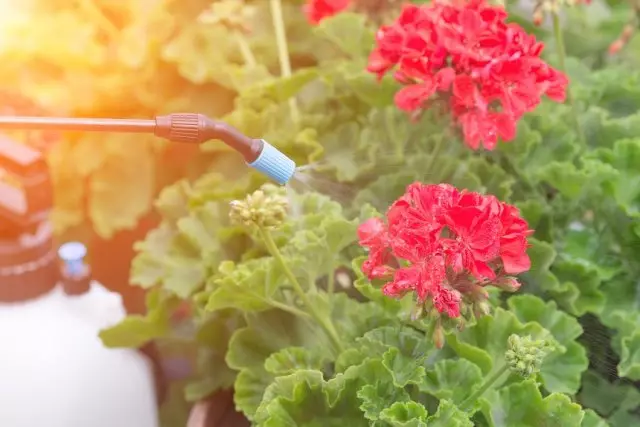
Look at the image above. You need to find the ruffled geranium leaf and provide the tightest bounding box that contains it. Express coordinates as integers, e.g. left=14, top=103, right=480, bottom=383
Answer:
left=250, top=67, right=319, bottom=102
left=254, top=370, right=367, bottom=427
left=382, top=347, right=426, bottom=388
left=358, top=326, right=436, bottom=362
left=99, top=289, right=178, bottom=348
left=480, top=379, right=584, bottom=427
left=333, top=61, right=397, bottom=107
left=465, top=156, right=514, bottom=201
left=226, top=310, right=332, bottom=418
left=312, top=13, right=374, bottom=59
left=205, top=258, right=284, bottom=312
left=578, top=370, right=640, bottom=418
left=597, top=275, right=640, bottom=380
left=581, top=409, right=610, bottom=427
left=550, top=260, right=606, bottom=316
left=445, top=308, right=553, bottom=381
left=507, top=295, right=589, bottom=394
left=264, top=347, right=331, bottom=376
left=518, top=237, right=559, bottom=295
left=618, top=330, right=640, bottom=380
left=357, top=376, right=410, bottom=421
left=561, top=227, right=621, bottom=281
left=184, top=310, right=244, bottom=401
left=590, top=139, right=640, bottom=216
left=378, top=401, right=428, bottom=427
left=425, top=399, right=473, bottom=427
left=228, top=292, right=393, bottom=418
left=419, top=359, right=484, bottom=405
left=502, top=104, right=580, bottom=172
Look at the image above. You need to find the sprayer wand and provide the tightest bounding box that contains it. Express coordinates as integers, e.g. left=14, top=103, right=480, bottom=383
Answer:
left=0, top=113, right=296, bottom=185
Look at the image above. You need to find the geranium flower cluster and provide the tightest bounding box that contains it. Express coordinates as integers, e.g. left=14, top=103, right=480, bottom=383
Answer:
left=367, top=0, right=569, bottom=150
left=303, top=0, right=350, bottom=25
left=358, top=182, right=532, bottom=320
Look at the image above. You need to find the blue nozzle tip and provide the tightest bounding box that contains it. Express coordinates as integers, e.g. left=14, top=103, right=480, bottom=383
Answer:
left=247, top=140, right=296, bottom=185
left=58, top=242, right=87, bottom=263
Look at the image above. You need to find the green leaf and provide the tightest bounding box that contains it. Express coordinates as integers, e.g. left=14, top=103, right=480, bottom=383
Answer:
left=424, top=400, right=473, bottom=427
left=264, top=347, right=330, bottom=376
left=578, top=370, right=640, bottom=418
left=313, top=13, right=374, bottom=59
left=226, top=310, right=332, bottom=418
left=99, top=289, right=177, bottom=348
left=419, top=359, right=484, bottom=405
left=378, top=401, right=428, bottom=427
left=382, top=347, right=426, bottom=388
left=481, top=379, right=585, bottom=427
left=357, top=378, right=410, bottom=421
left=255, top=369, right=367, bottom=427
left=519, top=237, right=559, bottom=295
left=445, top=308, right=553, bottom=382
left=507, top=295, right=589, bottom=394
left=592, top=139, right=640, bottom=216
left=206, top=258, right=284, bottom=312
left=340, top=63, right=397, bottom=107
left=581, top=409, right=610, bottom=427
left=618, top=330, right=640, bottom=380
left=251, top=68, right=319, bottom=103
left=551, top=260, right=607, bottom=316
left=88, top=136, right=155, bottom=239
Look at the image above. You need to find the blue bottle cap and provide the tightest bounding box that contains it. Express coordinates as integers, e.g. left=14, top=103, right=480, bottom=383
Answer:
left=58, top=242, right=87, bottom=263
left=247, top=140, right=296, bottom=185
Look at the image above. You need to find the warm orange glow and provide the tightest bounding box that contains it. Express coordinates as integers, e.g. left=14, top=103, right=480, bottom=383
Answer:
left=0, top=1, right=32, bottom=50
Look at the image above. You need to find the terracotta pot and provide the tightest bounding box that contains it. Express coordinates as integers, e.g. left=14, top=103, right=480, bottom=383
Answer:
left=187, top=390, right=250, bottom=427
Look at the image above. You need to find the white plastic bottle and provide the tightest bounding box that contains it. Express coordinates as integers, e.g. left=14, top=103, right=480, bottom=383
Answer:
left=0, top=229, right=159, bottom=427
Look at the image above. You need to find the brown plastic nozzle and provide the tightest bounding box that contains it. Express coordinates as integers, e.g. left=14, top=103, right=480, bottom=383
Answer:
left=153, top=113, right=263, bottom=162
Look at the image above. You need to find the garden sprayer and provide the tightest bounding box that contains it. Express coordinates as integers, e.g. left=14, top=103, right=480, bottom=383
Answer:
left=0, top=112, right=288, bottom=427
left=0, top=113, right=297, bottom=185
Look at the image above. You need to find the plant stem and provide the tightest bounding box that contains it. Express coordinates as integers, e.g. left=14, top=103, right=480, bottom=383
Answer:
left=233, top=30, right=257, bottom=67
left=269, top=0, right=300, bottom=123
left=265, top=298, right=310, bottom=318
left=259, top=227, right=344, bottom=353
left=425, top=134, right=445, bottom=174
left=552, top=12, right=586, bottom=147
left=327, top=268, right=336, bottom=295
left=460, top=364, right=509, bottom=410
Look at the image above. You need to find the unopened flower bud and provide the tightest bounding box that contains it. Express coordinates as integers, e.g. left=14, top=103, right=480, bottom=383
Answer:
left=433, top=323, right=445, bottom=349
left=411, top=303, right=425, bottom=321
left=533, top=10, right=544, bottom=26
left=505, top=334, right=555, bottom=378
left=494, top=277, right=521, bottom=292
left=609, top=39, right=624, bottom=55
left=473, top=300, right=492, bottom=319
left=229, top=184, right=289, bottom=229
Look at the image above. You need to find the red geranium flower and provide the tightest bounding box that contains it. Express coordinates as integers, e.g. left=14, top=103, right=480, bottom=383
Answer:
left=303, top=0, right=350, bottom=25
left=358, top=182, right=532, bottom=323
left=367, top=0, right=568, bottom=150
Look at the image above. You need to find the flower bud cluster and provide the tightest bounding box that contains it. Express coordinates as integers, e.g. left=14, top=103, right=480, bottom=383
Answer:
left=229, top=184, right=289, bottom=229
left=505, top=334, right=555, bottom=378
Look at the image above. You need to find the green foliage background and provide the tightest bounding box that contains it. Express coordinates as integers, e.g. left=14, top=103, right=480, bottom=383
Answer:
left=4, top=0, right=640, bottom=425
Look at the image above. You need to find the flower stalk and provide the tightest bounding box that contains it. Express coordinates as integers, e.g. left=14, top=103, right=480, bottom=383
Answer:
left=233, top=31, right=257, bottom=67
left=460, top=364, right=509, bottom=409
left=259, top=227, right=344, bottom=353
left=269, top=0, right=300, bottom=123
left=552, top=12, right=586, bottom=147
